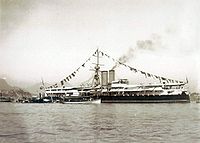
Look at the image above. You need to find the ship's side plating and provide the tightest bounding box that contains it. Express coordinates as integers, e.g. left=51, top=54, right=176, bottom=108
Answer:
left=99, top=88, right=190, bottom=103
left=99, top=94, right=190, bottom=103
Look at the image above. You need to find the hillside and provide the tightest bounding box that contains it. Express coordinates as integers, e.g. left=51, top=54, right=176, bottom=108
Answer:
left=0, top=78, right=13, bottom=90
left=0, top=78, right=31, bottom=98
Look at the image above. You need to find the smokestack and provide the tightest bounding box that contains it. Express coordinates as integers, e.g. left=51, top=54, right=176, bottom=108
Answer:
left=101, top=71, right=108, bottom=86
left=109, top=70, right=115, bottom=83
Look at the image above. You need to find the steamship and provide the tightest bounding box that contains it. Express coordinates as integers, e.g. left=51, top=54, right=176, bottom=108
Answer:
left=42, top=49, right=190, bottom=103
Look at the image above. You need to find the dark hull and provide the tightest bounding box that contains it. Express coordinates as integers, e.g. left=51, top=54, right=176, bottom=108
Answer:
left=98, top=93, right=190, bottom=103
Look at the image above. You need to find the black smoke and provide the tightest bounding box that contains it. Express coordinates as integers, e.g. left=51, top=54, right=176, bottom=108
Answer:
left=112, top=34, right=162, bottom=69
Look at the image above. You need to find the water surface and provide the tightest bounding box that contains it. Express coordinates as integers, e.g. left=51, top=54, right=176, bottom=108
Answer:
left=0, top=103, right=200, bottom=143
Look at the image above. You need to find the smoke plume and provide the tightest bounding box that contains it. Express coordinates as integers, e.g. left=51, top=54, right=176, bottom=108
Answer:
left=112, top=48, right=135, bottom=70
left=136, top=34, right=161, bottom=50
left=112, top=34, right=162, bottom=69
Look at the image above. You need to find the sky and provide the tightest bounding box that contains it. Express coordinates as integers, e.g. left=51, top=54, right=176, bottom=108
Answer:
left=0, top=0, right=199, bottom=92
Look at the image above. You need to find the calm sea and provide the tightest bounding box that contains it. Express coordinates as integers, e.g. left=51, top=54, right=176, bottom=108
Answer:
left=0, top=103, right=200, bottom=143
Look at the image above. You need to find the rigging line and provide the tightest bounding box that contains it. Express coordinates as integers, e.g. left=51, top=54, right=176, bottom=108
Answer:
left=81, top=74, right=94, bottom=86
left=47, top=50, right=98, bottom=88
left=99, top=50, right=184, bottom=84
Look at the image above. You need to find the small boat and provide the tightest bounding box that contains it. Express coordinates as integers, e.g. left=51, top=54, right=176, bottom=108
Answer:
left=62, top=97, right=101, bottom=104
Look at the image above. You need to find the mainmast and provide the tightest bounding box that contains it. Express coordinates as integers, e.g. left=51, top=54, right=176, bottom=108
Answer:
left=93, top=48, right=100, bottom=87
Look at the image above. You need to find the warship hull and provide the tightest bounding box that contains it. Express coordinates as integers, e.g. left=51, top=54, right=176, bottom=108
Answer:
left=98, top=93, right=190, bottom=103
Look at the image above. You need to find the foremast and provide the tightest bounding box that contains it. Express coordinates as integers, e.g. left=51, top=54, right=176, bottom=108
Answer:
left=93, top=48, right=100, bottom=87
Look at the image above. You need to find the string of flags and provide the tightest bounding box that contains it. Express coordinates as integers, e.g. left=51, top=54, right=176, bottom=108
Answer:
left=99, top=50, right=184, bottom=84
left=47, top=50, right=99, bottom=88
left=47, top=49, right=185, bottom=89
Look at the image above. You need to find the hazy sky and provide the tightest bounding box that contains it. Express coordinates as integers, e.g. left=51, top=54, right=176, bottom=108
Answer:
left=0, top=0, right=199, bottom=91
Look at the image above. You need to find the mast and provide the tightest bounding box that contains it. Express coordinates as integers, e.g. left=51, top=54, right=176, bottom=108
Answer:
left=93, top=48, right=100, bottom=87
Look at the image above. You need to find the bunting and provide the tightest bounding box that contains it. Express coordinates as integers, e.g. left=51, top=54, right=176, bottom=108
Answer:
left=99, top=50, right=184, bottom=84
left=61, top=80, right=64, bottom=86
left=77, top=67, right=80, bottom=72
left=47, top=50, right=98, bottom=88
left=147, top=73, right=151, bottom=77
left=47, top=49, right=185, bottom=89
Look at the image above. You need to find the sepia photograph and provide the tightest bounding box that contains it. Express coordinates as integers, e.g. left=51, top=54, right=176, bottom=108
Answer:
left=0, top=0, right=200, bottom=142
